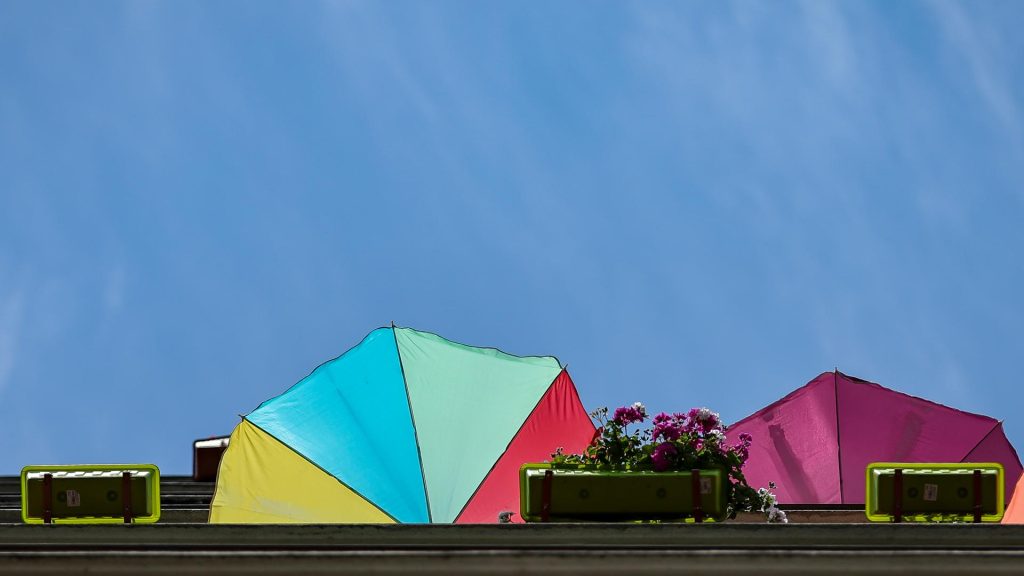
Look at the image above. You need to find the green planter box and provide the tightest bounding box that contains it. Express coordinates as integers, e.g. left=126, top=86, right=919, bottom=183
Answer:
left=519, top=463, right=727, bottom=522
left=865, top=462, right=1004, bottom=523
left=21, top=464, right=161, bottom=524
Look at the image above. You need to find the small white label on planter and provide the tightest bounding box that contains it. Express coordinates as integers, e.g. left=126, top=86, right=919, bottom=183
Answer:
left=923, top=484, right=939, bottom=501
left=66, top=490, right=81, bottom=507
left=700, top=478, right=713, bottom=495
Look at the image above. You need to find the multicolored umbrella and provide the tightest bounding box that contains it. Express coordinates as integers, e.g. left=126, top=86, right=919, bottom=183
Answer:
left=210, top=326, right=595, bottom=523
left=730, top=370, right=1023, bottom=504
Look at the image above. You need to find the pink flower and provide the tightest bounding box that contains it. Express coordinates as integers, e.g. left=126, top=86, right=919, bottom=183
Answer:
left=730, top=433, right=752, bottom=463
left=652, top=412, right=683, bottom=441
left=686, top=407, right=722, bottom=435
left=730, top=444, right=749, bottom=463
left=651, top=442, right=677, bottom=471
left=612, top=402, right=647, bottom=426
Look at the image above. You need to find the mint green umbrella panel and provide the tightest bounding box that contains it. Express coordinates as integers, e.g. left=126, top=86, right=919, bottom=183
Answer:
left=393, top=328, right=565, bottom=522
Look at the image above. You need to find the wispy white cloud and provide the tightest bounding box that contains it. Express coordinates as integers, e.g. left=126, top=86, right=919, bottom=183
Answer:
left=2, top=0, right=1021, bottom=471
left=799, top=1, right=859, bottom=93
left=616, top=1, right=1008, bottom=413
left=312, top=2, right=610, bottom=302
left=930, top=2, right=1023, bottom=152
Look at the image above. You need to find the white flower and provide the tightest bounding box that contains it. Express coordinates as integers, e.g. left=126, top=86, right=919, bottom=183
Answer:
left=765, top=505, right=788, bottom=524
left=697, top=407, right=720, bottom=421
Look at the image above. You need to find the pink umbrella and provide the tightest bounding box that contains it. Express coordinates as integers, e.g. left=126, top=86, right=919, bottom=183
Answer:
left=730, top=370, right=1023, bottom=504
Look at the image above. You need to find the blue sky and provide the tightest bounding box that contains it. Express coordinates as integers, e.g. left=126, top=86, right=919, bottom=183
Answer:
left=2, top=1, right=1023, bottom=474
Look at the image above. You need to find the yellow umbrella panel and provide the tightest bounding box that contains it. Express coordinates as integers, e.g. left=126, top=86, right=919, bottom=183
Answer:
left=210, top=420, right=394, bottom=523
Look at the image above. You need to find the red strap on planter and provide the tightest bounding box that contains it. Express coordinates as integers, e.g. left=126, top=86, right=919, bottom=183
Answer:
left=122, top=471, right=133, bottom=524
left=541, top=470, right=553, bottom=523
left=973, top=469, right=982, bottom=523
left=42, top=473, right=53, bottom=524
left=691, top=469, right=704, bottom=523
left=893, top=469, right=902, bottom=523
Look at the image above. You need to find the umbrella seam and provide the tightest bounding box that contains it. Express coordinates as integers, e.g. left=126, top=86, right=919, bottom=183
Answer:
left=393, top=324, right=434, bottom=523
left=731, top=370, right=1003, bottom=431
left=452, top=369, right=582, bottom=523
left=962, top=420, right=1002, bottom=461
left=245, top=327, right=391, bottom=418
left=727, top=371, right=832, bottom=428
left=239, top=418, right=400, bottom=523
left=835, top=369, right=845, bottom=505
left=393, top=325, right=563, bottom=367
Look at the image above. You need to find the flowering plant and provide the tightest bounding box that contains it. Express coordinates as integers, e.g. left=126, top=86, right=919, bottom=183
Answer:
left=550, top=403, right=786, bottom=522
